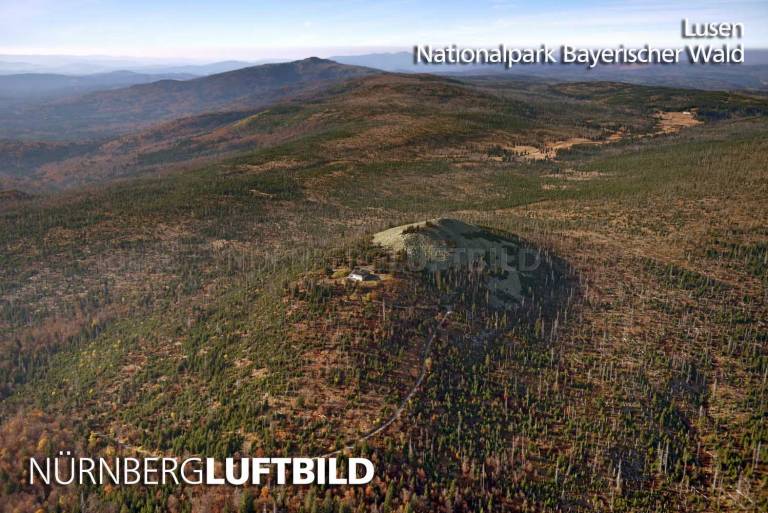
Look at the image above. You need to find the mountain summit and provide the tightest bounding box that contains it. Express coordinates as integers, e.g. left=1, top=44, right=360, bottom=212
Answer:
left=3, top=58, right=377, bottom=139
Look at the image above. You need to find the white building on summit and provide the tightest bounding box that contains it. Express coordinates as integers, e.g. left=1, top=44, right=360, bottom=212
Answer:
left=347, top=269, right=376, bottom=282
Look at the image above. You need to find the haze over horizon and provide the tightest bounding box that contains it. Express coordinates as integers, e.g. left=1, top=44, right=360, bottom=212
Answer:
left=1, top=0, right=766, bottom=61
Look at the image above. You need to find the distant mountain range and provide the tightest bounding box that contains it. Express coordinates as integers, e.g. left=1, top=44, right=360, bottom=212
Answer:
left=333, top=48, right=768, bottom=69
left=3, top=55, right=767, bottom=192
left=2, top=53, right=768, bottom=190
left=3, top=50, right=767, bottom=96
left=0, top=58, right=375, bottom=139
left=0, top=55, right=276, bottom=76
left=330, top=52, right=419, bottom=72
left=130, top=60, right=262, bottom=75
left=0, top=70, right=198, bottom=101
left=331, top=50, right=768, bottom=91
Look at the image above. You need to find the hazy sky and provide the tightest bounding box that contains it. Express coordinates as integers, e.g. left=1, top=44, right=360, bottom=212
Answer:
left=0, top=0, right=765, bottom=60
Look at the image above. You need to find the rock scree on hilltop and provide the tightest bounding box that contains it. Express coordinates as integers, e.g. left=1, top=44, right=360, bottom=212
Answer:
left=373, top=218, right=545, bottom=308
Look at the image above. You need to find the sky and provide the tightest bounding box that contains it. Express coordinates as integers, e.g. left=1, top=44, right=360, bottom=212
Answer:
left=0, top=0, right=766, bottom=60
